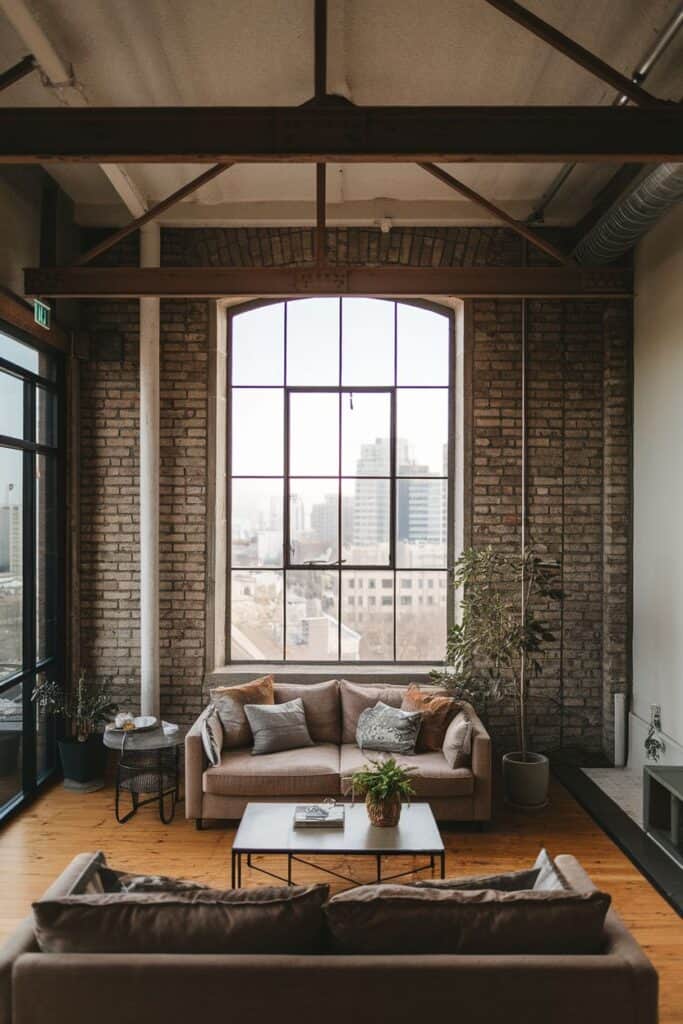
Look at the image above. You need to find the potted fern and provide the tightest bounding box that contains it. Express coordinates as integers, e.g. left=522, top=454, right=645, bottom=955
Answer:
left=431, top=546, right=562, bottom=809
left=31, top=672, right=118, bottom=789
left=351, top=756, right=416, bottom=827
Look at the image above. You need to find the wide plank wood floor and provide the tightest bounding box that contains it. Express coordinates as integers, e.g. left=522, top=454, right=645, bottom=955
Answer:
left=1, top=777, right=681, bottom=1022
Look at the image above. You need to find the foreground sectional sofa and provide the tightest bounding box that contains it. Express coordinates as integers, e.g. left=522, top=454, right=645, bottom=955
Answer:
left=185, top=679, right=492, bottom=824
left=0, top=851, right=658, bottom=1024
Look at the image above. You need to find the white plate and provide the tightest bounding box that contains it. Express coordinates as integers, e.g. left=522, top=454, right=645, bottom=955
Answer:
left=106, top=715, right=159, bottom=734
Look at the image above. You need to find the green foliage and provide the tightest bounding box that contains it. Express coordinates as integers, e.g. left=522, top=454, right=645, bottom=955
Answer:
left=431, top=546, right=562, bottom=755
left=31, top=671, right=118, bottom=742
left=351, top=756, right=416, bottom=804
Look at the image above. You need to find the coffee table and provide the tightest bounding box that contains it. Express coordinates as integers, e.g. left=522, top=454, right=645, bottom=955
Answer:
left=230, top=802, right=445, bottom=888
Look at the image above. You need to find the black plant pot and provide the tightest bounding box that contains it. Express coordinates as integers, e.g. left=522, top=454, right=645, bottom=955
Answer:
left=58, top=735, right=107, bottom=786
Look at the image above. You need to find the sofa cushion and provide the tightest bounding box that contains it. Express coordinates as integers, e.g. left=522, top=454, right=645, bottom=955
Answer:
left=209, top=676, right=274, bottom=749
left=245, top=698, right=314, bottom=755
left=274, top=679, right=341, bottom=744
left=340, top=744, right=473, bottom=798
left=356, top=701, right=423, bottom=755
left=200, top=704, right=223, bottom=766
left=413, top=866, right=541, bottom=891
left=204, top=742, right=340, bottom=797
left=533, top=848, right=571, bottom=891
left=99, top=867, right=208, bottom=894
left=324, top=884, right=611, bottom=955
left=401, top=684, right=460, bottom=752
left=33, top=884, right=329, bottom=955
left=340, top=680, right=405, bottom=744
left=442, top=709, right=472, bottom=768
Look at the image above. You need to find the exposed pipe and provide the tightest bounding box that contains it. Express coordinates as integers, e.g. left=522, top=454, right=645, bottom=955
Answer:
left=0, top=0, right=147, bottom=217
left=528, top=1, right=683, bottom=223
left=573, top=162, right=683, bottom=264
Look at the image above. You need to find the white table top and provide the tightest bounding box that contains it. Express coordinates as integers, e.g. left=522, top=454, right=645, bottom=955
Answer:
left=232, top=801, right=444, bottom=855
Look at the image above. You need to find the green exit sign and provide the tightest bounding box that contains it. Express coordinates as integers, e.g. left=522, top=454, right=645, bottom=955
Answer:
left=33, top=299, right=51, bottom=330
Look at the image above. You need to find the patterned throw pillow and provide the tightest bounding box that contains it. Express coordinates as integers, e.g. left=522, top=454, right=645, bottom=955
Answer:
left=201, top=704, right=223, bottom=766
left=98, top=867, right=208, bottom=894
left=356, top=701, right=422, bottom=755
left=401, top=684, right=460, bottom=752
left=442, top=709, right=472, bottom=768
left=209, top=675, right=274, bottom=748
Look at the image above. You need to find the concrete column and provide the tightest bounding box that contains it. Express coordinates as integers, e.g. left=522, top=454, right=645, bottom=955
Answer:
left=139, top=223, right=160, bottom=718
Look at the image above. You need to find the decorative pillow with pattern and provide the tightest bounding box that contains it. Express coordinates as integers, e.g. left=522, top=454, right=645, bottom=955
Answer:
left=98, top=867, right=209, bottom=894
left=356, top=701, right=422, bottom=755
left=201, top=704, right=223, bottom=766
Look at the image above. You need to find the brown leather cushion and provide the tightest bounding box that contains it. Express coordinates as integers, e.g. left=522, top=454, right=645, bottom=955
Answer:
left=204, top=743, right=340, bottom=797
left=325, top=884, right=611, bottom=955
left=274, top=679, right=341, bottom=744
left=209, top=675, right=274, bottom=748
left=340, top=680, right=405, bottom=744
left=33, top=884, right=329, bottom=955
left=340, top=743, right=473, bottom=798
left=401, top=684, right=460, bottom=752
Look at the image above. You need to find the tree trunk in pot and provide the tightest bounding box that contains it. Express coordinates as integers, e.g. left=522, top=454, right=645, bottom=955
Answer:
left=366, top=793, right=402, bottom=827
left=502, top=751, right=549, bottom=808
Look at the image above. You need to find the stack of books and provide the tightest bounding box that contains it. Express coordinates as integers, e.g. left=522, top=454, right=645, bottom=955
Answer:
left=294, top=804, right=346, bottom=829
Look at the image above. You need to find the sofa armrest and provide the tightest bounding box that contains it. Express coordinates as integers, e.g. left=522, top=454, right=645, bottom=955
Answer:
left=469, top=709, right=491, bottom=821
left=185, top=711, right=209, bottom=820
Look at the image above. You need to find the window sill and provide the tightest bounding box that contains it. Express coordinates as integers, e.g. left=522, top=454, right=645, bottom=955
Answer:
left=208, top=664, right=438, bottom=685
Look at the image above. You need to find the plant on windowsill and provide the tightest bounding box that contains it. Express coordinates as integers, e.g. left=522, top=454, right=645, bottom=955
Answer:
left=430, top=545, right=562, bottom=809
left=351, top=756, right=416, bottom=827
left=32, top=671, right=118, bottom=790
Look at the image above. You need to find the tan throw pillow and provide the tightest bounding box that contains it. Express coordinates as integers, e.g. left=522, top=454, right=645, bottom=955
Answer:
left=210, top=676, right=274, bottom=749
left=442, top=709, right=472, bottom=768
left=324, top=884, right=610, bottom=955
left=401, top=684, right=459, bottom=752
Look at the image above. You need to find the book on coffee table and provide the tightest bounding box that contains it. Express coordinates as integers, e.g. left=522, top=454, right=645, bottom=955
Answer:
left=294, top=803, right=346, bottom=829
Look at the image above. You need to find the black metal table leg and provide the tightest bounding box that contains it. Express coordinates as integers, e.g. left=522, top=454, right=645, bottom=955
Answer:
left=440, top=852, right=446, bottom=879
left=376, top=854, right=382, bottom=882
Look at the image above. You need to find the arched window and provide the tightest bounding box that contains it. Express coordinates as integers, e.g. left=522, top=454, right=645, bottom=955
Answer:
left=228, top=297, right=453, bottom=663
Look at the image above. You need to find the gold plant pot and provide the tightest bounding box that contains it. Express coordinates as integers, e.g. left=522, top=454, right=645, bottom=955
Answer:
left=366, top=793, right=402, bottom=827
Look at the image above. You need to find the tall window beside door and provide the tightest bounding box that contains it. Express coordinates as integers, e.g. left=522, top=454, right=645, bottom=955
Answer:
left=228, top=298, right=454, bottom=664
left=0, top=329, right=61, bottom=819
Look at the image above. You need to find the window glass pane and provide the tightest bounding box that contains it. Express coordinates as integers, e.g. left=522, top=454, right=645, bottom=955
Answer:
left=289, top=392, right=339, bottom=476
left=341, top=391, right=390, bottom=476
left=397, top=305, right=449, bottom=385
left=230, top=570, right=283, bottom=660
left=342, top=298, right=394, bottom=385
left=35, top=668, right=56, bottom=781
left=231, top=389, right=283, bottom=475
left=0, top=330, right=55, bottom=380
left=285, top=570, right=339, bottom=660
left=0, top=681, right=23, bottom=809
left=342, top=477, right=390, bottom=566
left=342, top=571, right=393, bottom=660
left=232, top=303, right=284, bottom=385
left=397, top=389, right=448, bottom=476
left=0, top=448, right=22, bottom=681
left=231, top=478, right=283, bottom=567
left=396, top=572, right=447, bottom=661
left=36, top=456, right=58, bottom=662
left=397, top=478, right=447, bottom=568
left=0, top=372, right=24, bottom=439
left=36, top=387, right=57, bottom=447
left=289, top=480, right=338, bottom=564
left=287, top=298, right=339, bottom=385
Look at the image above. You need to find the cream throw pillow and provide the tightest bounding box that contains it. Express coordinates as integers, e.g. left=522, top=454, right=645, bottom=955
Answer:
left=442, top=709, right=472, bottom=768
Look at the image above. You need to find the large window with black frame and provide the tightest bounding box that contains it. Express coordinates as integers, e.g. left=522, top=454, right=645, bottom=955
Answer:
left=0, top=328, right=61, bottom=819
left=228, top=297, right=454, bottom=664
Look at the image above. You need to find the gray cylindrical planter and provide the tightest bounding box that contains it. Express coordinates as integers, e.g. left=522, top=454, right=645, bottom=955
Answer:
left=502, top=751, right=550, bottom=809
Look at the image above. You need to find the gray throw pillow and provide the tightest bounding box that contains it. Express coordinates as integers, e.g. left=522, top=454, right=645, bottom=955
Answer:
left=356, top=701, right=422, bottom=755
left=244, top=697, right=314, bottom=755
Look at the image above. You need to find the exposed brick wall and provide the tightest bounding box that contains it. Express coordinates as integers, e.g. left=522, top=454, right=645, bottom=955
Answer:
left=77, top=226, right=632, bottom=756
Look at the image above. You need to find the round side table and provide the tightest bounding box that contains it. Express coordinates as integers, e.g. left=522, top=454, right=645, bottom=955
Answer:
left=104, top=722, right=186, bottom=824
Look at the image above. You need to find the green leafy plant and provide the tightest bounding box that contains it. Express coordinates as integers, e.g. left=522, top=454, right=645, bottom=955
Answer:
left=31, top=671, right=118, bottom=742
left=351, top=756, right=416, bottom=805
left=430, top=546, right=562, bottom=758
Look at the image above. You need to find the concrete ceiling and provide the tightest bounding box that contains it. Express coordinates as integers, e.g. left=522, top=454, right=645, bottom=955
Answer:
left=1, top=0, right=682, bottom=227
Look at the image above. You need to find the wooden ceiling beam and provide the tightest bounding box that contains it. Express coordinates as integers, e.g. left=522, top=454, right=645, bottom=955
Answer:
left=23, top=265, right=632, bottom=299
left=0, top=105, right=680, bottom=163
left=75, top=162, right=234, bottom=266
left=0, top=54, right=36, bottom=93
left=419, top=162, right=571, bottom=264
left=481, top=0, right=666, bottom=108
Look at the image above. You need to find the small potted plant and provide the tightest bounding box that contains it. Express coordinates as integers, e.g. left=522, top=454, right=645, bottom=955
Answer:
left=351, top=756, right=416, bottom=827
left=31, top=671, right=118, bottom=790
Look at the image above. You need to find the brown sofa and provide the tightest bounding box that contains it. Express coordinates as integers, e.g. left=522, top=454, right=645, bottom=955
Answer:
left=185, top=679, right=492, bottom=824
left=1, top=852, right=658, bottom=1024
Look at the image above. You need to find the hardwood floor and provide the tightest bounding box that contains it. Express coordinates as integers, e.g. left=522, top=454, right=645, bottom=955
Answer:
left=1, top=777, right=681, bottom=1022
